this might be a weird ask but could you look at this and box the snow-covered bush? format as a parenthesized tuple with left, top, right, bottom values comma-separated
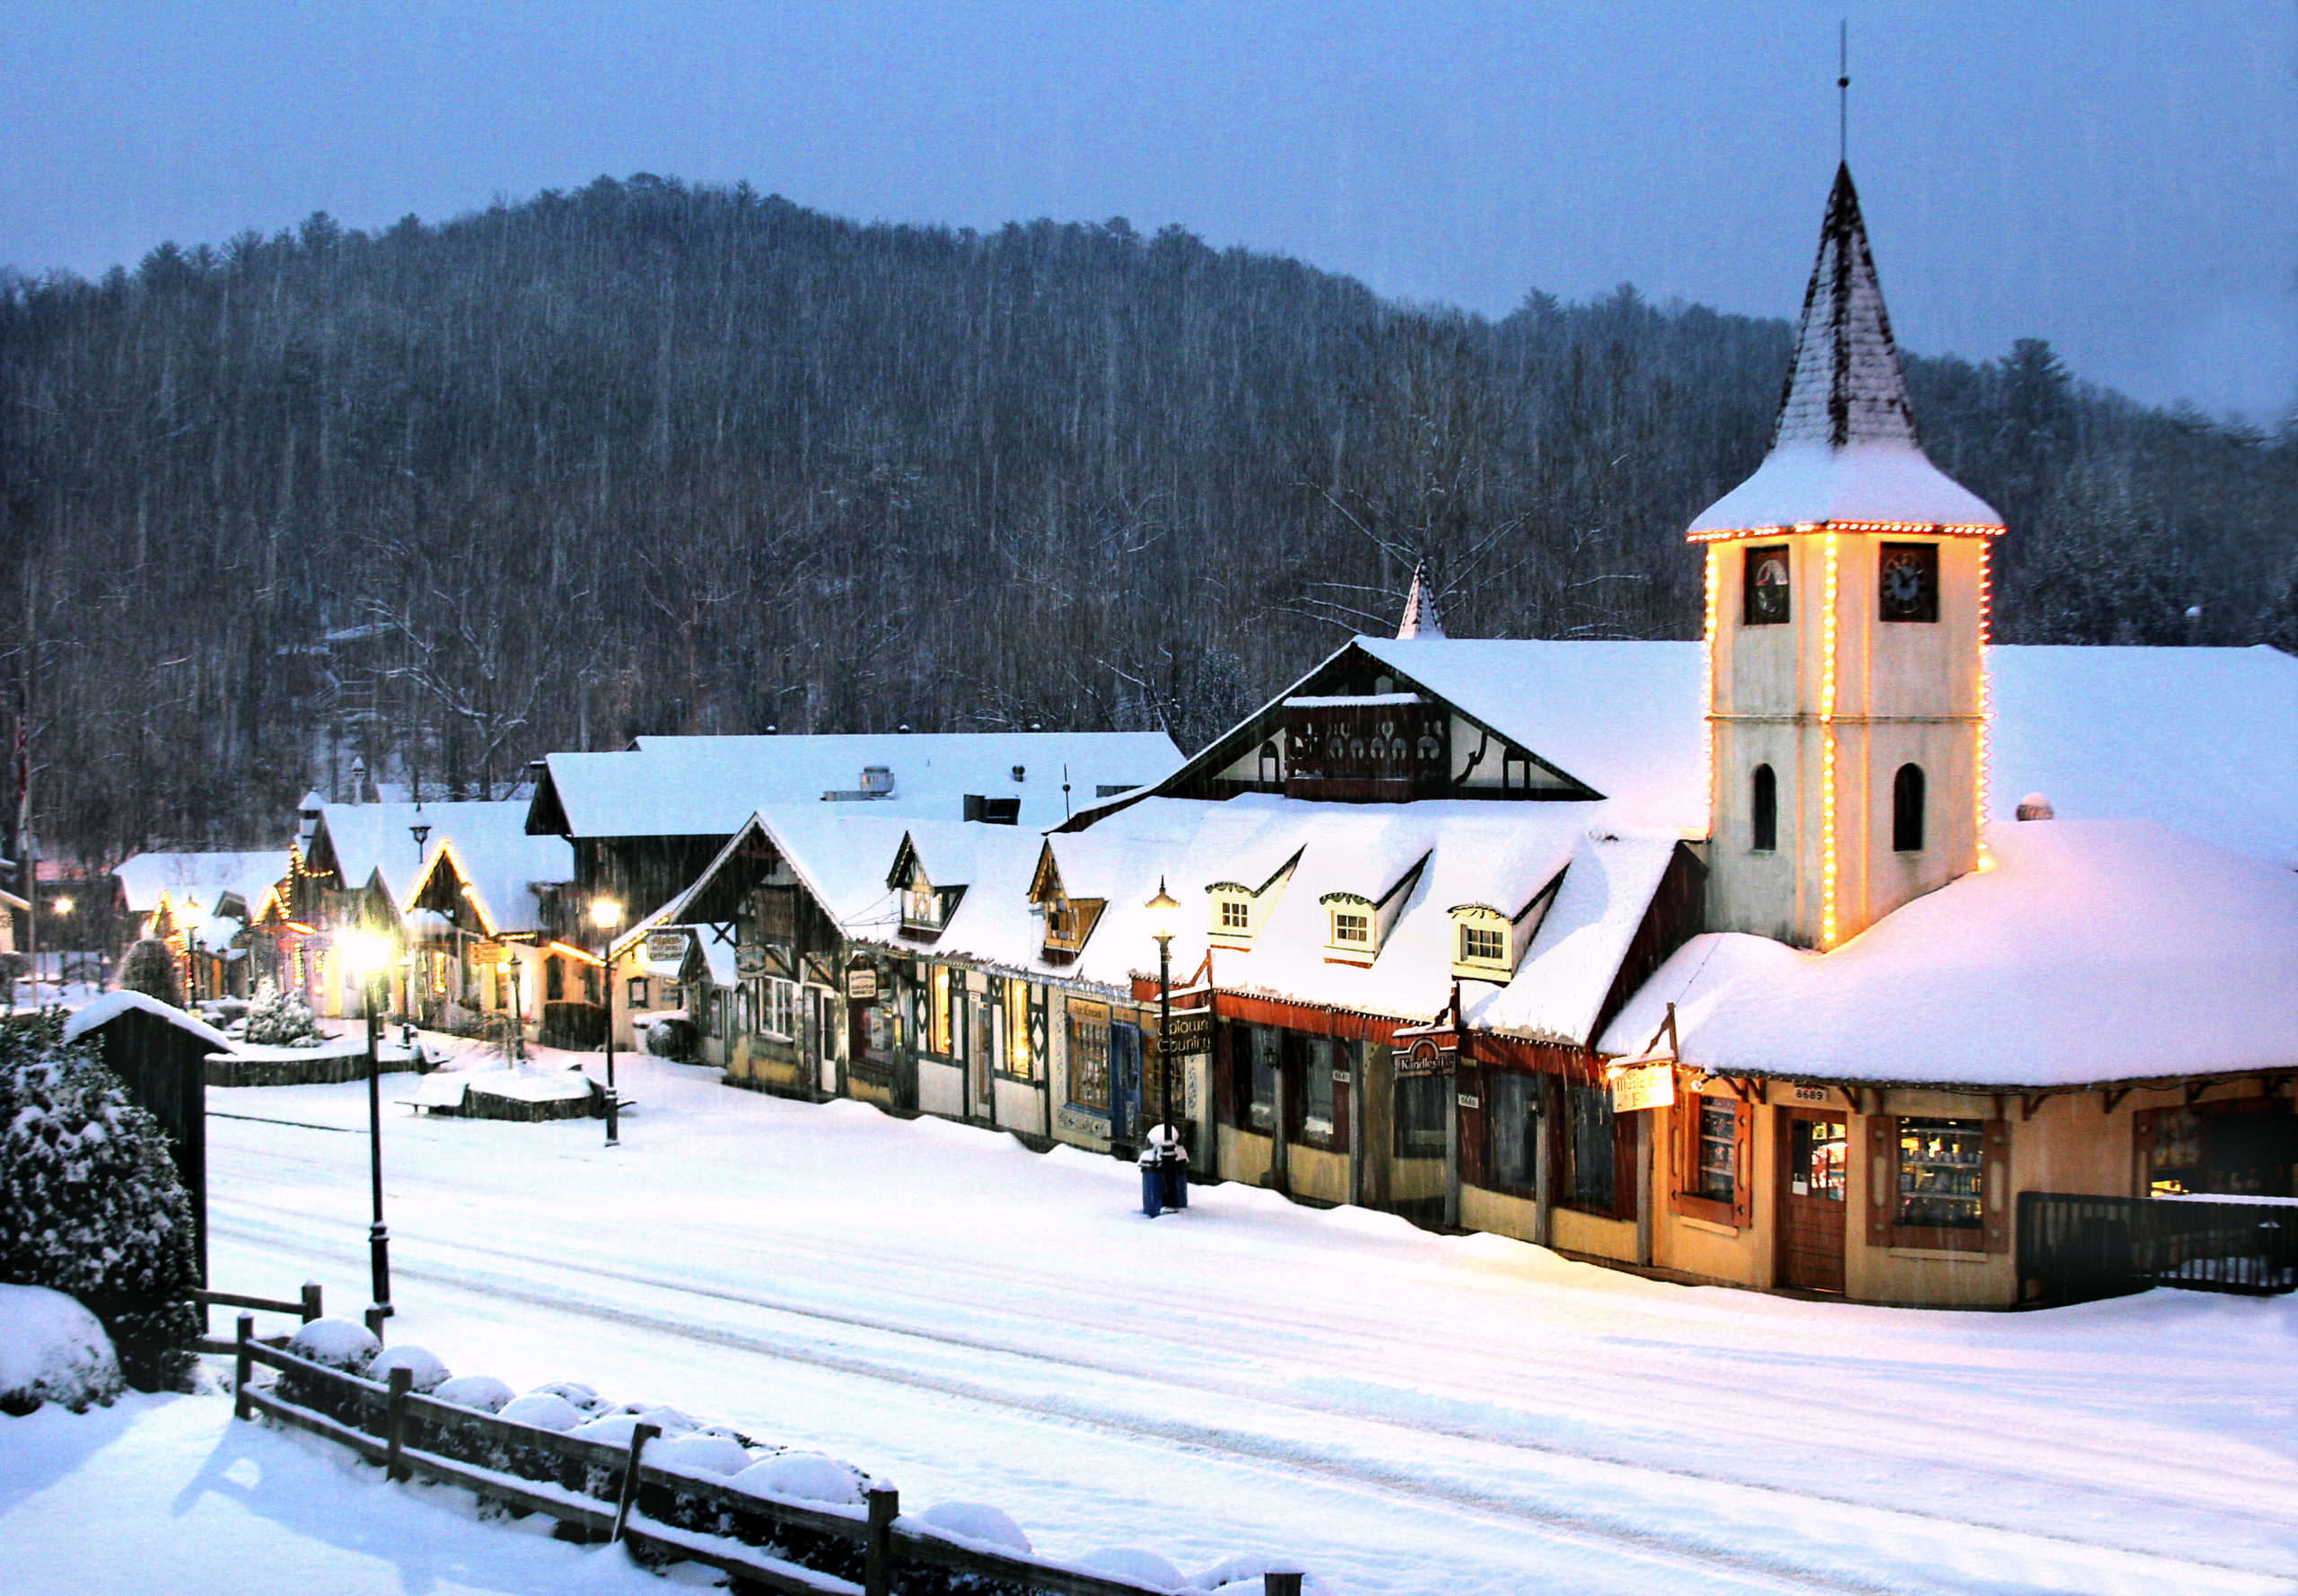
(498, 1391, 585, 1431)
(241, 979, 322, 1048)
(433, 1373, 514, 1413)
(0, 1283, 124, 1414)
(115, 939, 182, 1007)
(367, 1343, 451, 1393)
(915, 1501, 1031, 1554)
(285, 1317, 380, 1374)
(643, 1015, 696, 1059)
(732, 1450, 866, 1506)
(0, 1013, 200, 1390)
(647, 1432, 753, 1477)
(1074, 1548, 1185, 1591)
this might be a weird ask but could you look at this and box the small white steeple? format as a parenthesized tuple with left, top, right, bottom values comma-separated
(1397, 560, 1445, 639)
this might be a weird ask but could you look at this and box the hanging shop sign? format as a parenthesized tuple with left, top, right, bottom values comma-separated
(1608, 1058, 1677, 1114)
(734, 946, 769, 979)
(846, 960, 880, 1001)
(1395, 1036, 1456, 1079)
(646, 931, 689, 964)
(1162, 1010, 1215, 1055)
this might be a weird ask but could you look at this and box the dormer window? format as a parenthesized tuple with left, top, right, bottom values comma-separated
(1460, 924, 1504, 963)
(1219, 899, 1250, 932)
(1333, 912, 1369, 944)
(904, 885, 944, 930)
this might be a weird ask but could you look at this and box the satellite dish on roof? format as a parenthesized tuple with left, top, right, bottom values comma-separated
(2015, 793, 2054, 821)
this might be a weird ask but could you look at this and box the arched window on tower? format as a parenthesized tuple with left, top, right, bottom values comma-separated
(1893, 764, 1926, 853)
(1750, 764, 1777, 853)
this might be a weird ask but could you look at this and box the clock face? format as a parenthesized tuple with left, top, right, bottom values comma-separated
(1878, 543, 1940, 623)
(1742, 546, 1791, 626)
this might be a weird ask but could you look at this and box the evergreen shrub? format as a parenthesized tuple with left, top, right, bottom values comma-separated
(0, 1013, 201, 1390)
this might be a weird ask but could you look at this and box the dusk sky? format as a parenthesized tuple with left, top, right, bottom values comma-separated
(6, 1, 2293, 420)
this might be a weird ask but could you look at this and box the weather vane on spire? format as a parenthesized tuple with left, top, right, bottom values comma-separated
(1838, 20, 1850, 165)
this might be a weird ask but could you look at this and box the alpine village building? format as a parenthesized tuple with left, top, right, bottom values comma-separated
(211, 163, 2298, 1311)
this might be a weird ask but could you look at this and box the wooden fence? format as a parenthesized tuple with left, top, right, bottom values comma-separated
(226, 1315, 1303, 1596)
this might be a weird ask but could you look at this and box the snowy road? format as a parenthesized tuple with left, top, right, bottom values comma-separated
(197, 1048, 2298, 1596)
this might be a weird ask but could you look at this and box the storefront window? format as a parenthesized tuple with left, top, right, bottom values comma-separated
(929, 966, 952, 1055)
(1004, 980, 1032, 1078)
(1897, 1118, 1983, 1228)
(1068, 1010, 1110, 1110)
(1394, 1073, 1447, 1156)
(1487, 1072, 1539, 1190)
(1697, 1097, 1738, 1202)
(1302, 1037, 1336, 1136)
(1247, 1027, 1280, 1132)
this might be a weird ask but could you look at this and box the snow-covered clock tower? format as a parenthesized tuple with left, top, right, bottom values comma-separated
(1694, 165, 2005, 951)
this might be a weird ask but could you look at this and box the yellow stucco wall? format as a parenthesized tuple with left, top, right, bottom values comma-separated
(1288, 1144, 1351, 1205)
(1220, 1126, 1275, 1188)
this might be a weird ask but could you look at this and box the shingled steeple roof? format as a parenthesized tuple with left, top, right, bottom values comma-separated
(1775, 163, 1918, 450)
(1689, 164, 2003, 536)
(1397, 559, 1446, 639)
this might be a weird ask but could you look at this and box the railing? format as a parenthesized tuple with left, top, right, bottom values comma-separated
(196, 1281, 322, 1339)
(2017, 1192, 2297, 1303)
(225, 1316, 1303, 1596)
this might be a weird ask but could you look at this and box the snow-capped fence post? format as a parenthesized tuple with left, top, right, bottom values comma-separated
(300, 1282, 324, 1324)
(1264, 1574, 1303, 1596)
(384, 1366, 414, 1482)
(232, 1313, 254, 1421)
(610, 1422, 660, 1543)
(864, 1484, 899, 1596)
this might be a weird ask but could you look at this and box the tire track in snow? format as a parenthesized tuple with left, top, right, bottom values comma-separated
(213, 1215, 2297, 1596)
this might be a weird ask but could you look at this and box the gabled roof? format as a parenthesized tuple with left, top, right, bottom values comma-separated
(1689, 164, 2003, 535)
(307, 803, 451, 906)
(1397, 560, 1445, 639)
(528, 732, 1183, 840)
(1602, 820, 2298, 1088)
(399, 806, 574, 936)
(115, 851, 290, 916)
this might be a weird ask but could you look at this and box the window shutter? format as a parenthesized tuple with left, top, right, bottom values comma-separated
(1732, 1099, 1755, 1229)
(1866, 1115, 1895, 1242)
(1983, 1118, 2012, 1253)
(1456, 1062, 1487, 1189)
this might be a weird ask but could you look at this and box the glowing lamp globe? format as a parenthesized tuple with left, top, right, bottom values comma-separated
(340, 930, 393, 978)
(1143, 878, 1181, 946)
(51, 896, 73, 915)
(591, 899, 624, 932)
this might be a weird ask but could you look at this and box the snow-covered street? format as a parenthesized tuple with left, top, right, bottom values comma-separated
(40, 1048, 2298, 1594)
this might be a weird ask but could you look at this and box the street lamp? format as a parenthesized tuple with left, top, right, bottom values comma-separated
(339, 928, 396, 1337)
(50, 896, 72, 998)
(592, 899, 623, 1146)
(1143, 878, 1185, 1212)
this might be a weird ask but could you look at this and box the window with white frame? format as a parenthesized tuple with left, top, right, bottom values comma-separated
(1331, 910, 1370, 946)
(759, 977, 798, 1039)
(1219, 898, 1250, 932)
(1460, 924, 1505, 964)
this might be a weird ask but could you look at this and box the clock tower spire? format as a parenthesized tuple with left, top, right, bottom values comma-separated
(1693, 165, 2005, 950)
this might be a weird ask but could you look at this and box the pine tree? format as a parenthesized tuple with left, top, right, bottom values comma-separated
(116, 939, 183, 1007)
(0, 1013, 202, 1390)
(241, 978, 322, 1047)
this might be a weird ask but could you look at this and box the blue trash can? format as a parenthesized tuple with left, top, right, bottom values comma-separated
(1138, 1146, 1164, 1217)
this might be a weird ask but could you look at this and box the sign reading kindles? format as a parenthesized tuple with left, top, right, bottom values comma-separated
(645, 931, 688, 964)
(1395, 1037, 1454, 1079)
(1609, 1059, 1676, 1114)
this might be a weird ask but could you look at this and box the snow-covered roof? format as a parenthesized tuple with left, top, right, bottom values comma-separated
(1032, 795, 1617, 1022)
(1464, 829, 1682, 1048)
(1688, 165, 2003, 535)
(1601, 820, 2298, 1088)
(1353, 638, 1709, 832)
(314, 801, 568, 925)
(1342, 638, 2298, 865)
(114, 851, 289, 916)
(402, 805, 574, 935)
(534, 732, 1183, 839)
(63, 989, 235, 1049)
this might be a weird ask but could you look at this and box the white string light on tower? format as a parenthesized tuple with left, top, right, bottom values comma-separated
(1819, 529, 1841, 951)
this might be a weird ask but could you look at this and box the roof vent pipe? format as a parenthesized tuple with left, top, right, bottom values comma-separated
(2015, 793, 2054, 821)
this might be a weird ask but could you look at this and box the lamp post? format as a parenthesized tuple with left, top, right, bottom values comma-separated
(50, 895, 72, 1000)
(340, 929, 395, 1337)
(1143, 878, 1183, 1210)
(592, 898, 623, 1145)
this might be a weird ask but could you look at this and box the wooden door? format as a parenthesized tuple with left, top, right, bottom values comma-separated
(1777, 1108, 1847, 1293)
(1110, 1022, 1143, 1142)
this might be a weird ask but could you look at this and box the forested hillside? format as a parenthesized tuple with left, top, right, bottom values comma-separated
(3, 173, 2293, 870)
